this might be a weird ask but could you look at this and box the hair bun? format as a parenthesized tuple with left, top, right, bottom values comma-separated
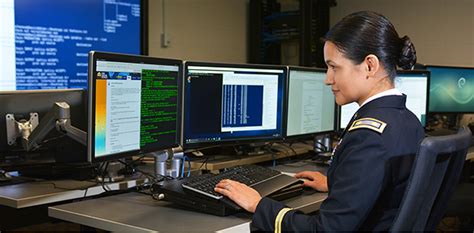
(398, 36, 417, 70)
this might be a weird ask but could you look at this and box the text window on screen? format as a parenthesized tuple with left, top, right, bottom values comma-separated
(221, 72, 279, 133)
(95, 60, 142, 157)
(287, 71, 331, 136)
(395, 76, 428, 124)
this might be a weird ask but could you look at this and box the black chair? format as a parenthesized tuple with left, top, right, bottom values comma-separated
(390, 126, 472, 232)
(442, 153, 474, 231)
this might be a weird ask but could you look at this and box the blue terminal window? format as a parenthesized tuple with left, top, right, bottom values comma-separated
(0, 0, 142, 90)
(427, 66, 474, 113)
(183, 63, 286, 148)
(340, 70, 429, 128)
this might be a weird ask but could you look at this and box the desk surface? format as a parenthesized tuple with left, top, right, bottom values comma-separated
(49, 190, 327, 233)
(0, 177, 147, 208)
(49, 161, 327, 233)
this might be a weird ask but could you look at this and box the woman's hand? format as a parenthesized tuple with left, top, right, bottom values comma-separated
(214, 179, 262, 213)
(294, 171, 329, 192)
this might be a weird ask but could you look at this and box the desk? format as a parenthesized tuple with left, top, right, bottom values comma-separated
(49, 161, 327, 232)
(49, 190, 327, 233)
(0, 175, 149, 230)
(0, 177, 147, 209)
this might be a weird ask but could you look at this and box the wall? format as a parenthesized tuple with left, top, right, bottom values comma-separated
(148, 0, 473, 67)
(148, 0, 247, 63)
(330, 0, 474, 67)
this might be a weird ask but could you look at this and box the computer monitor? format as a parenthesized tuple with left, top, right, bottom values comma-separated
(87, 51, 182, 163)
(284, 67, 335, 138)
(339, 70, 430, 129)
(0, 89, 87, 167)
(426, 65, 474, 113)
(183, 61, 287, 149)
(0, 0, 147, 90)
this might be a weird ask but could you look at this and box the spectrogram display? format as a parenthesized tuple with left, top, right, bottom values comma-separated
(95, 79, 107, 156)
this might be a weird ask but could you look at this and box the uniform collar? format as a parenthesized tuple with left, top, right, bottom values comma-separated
(360, 88, 403, 107)
(359, 94, 407, 112)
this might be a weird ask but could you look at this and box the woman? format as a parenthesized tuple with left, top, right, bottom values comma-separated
(215, 11, 425, 231)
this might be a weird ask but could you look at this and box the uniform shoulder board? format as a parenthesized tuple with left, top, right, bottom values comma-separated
(348, 117, 387, 134)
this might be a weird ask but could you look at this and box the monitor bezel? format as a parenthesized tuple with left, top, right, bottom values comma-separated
(87, 51, 183, 163)
(182, 61, 287, 149)
(337, 69, 431, 131)
(425, 64, 474, 114)
(283, 66, 336, 140)
(140, 0, 149, 55)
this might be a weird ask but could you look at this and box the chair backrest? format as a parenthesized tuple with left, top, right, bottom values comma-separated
(390, 126, 472, 232)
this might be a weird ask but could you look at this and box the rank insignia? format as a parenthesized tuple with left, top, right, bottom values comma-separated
(348, 118, 387, 134)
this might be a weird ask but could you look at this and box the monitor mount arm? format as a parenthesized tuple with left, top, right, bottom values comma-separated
(6, 102, 86, 151)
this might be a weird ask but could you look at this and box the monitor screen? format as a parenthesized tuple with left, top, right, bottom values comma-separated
(87, 51, 181, 163)
(427, 65, 474, 113)
(285, 67, 335, 138)
(183, 62, 286, 149)
(339, 70, 430, 129)
(0, 0, 146, 91)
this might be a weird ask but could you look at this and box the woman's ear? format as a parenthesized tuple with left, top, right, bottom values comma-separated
(364, 54, 380, 77)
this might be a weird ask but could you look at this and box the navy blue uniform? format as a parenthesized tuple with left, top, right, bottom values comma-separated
(251, 95, 425, 232)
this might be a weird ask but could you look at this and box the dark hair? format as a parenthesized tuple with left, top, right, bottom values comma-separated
(323, 11, 416, 80)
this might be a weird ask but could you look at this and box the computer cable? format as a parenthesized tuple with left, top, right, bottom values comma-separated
(83, 187, 89, 199)
(132, 186, 154, 197)
(37, 134, 68, 150)
(314, 141, 329, 153)
(264, 143, 278, 167)
(180, 156, 185, 178)
(125, 154, 148, 168)
(99, 161, 111, 192)
(38, 181, 96, 191)
(185, 156, 191, 177)
(278, 143, 301, 165)
(178, 155, 192, 178)
(116, 159, 172, 183)
(197, 157, 210, 171)
(279, 142, 298, 157)
(180, 156, 186, 178)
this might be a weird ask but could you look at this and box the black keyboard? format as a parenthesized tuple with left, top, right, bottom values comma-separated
(182, 164, 282, 199)
(153, 165, 302, 216)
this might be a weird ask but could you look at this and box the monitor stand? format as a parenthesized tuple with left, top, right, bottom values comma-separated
(147, 150, 169, 177)
(235, 143, 269, 156)
(96, 161, 125, 183)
